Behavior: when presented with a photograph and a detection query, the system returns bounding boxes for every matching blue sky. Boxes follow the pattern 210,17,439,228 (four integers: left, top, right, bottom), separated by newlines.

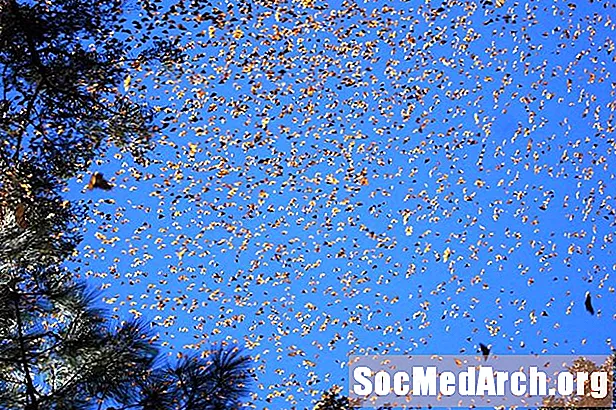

66,0,614,407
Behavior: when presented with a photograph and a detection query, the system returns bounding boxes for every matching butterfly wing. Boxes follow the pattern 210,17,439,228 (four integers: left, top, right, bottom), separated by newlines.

96,174,113,190
585,292,594,315
15,203,27,229
89,173,113,190
479,343,490,361
87,173,97,190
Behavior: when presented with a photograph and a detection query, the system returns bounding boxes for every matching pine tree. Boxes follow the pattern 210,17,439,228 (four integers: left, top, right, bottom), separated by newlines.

0,260,252,409
0,265,157,410
134,348,253,410
0,1,252,409
0,0,180,177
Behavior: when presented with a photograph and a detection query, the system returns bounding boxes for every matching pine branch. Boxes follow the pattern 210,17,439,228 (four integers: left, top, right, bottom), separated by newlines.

11,288,39,410
13,81,42,161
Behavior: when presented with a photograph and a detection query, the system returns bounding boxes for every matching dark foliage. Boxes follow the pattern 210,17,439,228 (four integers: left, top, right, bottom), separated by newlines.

313,386,394,410
0,263,252,410
0,0,174,178
0,2,251,409
136,348,253,410
0,264,157,410
0,158,84,268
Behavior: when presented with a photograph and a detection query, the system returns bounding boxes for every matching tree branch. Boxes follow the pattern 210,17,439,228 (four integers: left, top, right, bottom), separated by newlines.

11,289,39,410
13,81,41,160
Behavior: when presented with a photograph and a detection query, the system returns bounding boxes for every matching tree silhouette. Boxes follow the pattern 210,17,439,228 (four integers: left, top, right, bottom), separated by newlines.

313,386,353,410
0,0,181,177
312,385,381,410
541,354,614,410
0,263,252,409
0,163,253,410
0,263,156,409
0,159,83,267
0,1,252,409
134,348,253,410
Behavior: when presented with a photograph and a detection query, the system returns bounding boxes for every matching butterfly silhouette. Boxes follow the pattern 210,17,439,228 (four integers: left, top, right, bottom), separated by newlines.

479,343,491,361
87,172,113,191
585,291,594,315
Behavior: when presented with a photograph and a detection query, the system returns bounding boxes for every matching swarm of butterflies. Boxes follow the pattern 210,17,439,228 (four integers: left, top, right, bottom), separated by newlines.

70,0,615,406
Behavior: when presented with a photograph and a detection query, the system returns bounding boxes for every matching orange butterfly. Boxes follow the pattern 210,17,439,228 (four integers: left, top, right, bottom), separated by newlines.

87,172,113,191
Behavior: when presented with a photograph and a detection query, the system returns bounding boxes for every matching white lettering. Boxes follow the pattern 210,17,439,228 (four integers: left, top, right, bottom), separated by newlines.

393,371,410,395
511,371,526,396
529,366,547,395
353,366,373,395
439,371,456,396
459,367,476,396
412,366,437,395
476,366,496,396
374,371,391,396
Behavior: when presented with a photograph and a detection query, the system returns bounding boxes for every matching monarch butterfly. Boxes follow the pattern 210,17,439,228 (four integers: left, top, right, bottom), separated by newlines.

495,0,505,7
87,172,113,191
15,203,28,229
